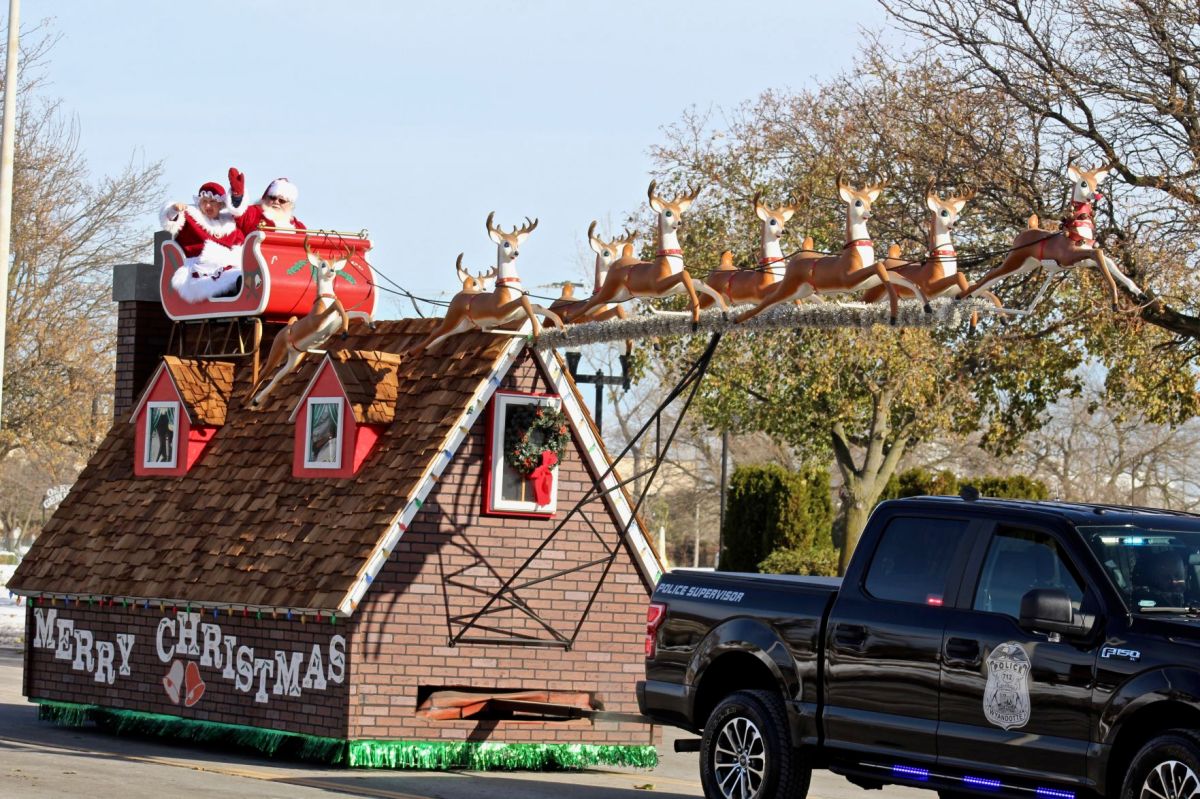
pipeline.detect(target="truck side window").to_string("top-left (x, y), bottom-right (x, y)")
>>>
top-left (973, 527), bottom-right (1085, 619)
top-left (863, 517), bottom-right (969, 605)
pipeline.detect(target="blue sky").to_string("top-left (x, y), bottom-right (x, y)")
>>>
top-left (41, 0), bottom-right (887, 311)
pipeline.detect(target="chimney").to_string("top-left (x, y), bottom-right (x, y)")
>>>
top-left (112, 231), bottom-right (172, 420)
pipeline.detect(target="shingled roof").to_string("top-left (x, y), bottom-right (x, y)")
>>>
top-left (11, 319), bottom-right (522, 612)
top-left (293, 350), bottom-right (403, 425)
top-left (131, 356), bottom-right (235, 426)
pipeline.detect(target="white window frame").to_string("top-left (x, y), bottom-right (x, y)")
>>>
top-left (144, 401), bottom-right (180, 469)
top-left (304, 397), bottom-right (344, 470)
top-left (489, 393), bottom-right (561, 514)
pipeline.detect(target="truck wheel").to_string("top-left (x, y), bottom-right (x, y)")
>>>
top-left (699, 689), bottom-right (811, 799)
top-left (1121, 731), bottom-right (1200, 799)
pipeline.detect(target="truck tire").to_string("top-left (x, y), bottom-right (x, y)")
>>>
top-left (699, 689), bottom-right (811, 799)
top-left (1120, 730), bottom-right (1200, 799)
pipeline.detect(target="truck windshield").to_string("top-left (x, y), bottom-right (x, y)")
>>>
top-left (1082, 525), bottom-right (1200, 612)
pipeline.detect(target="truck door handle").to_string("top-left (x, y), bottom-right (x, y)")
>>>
top-left (834, 624), bottom-right (868, 650)
top-left (945, 637), bottom-right (981, 667)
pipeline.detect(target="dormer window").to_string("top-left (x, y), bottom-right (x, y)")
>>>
top-left (144, 402), bottom-right (179, 469)
top-left (130, 358), bottom-right (232, 477)
top-left (484, 391), bottom-right (564, 517)
top-left (304, 398), bottom-right (344, 469)
top-left (291, 350), bottom-right (400, 478)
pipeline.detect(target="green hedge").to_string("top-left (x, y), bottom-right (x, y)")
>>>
top-left (880, 468), bottom-right (1048, 502)
top-left (720, 464), bottom-right (832, 573)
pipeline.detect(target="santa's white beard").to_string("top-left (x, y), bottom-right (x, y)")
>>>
top-left (262, 204), bottom-right (293, 228)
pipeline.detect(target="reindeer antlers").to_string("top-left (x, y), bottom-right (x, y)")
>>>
top-left (649, 179), bottom-right (702, 206)
top-left (486, 211), bottom-right (538, 237)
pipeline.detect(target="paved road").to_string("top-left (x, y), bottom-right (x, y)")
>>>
top-left (0, 649), bottom-right (924, 799)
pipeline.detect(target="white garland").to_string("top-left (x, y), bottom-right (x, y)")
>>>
top-left (530, 298), bottom-right (994, 350)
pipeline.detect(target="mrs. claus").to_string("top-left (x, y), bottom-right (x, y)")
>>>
top-left (159, 181), bottom-right (245, 303)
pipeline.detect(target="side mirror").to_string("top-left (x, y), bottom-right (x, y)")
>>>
top-left (1019, 588), bottom-right (1089, 638)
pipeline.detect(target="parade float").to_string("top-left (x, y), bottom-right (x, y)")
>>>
top-left (7, 162), bottom-right (1141, 768)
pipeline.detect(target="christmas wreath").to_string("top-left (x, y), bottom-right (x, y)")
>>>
top-left (504, 403), bottom-right (570, 477)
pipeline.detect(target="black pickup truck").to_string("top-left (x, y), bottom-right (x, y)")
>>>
top-left (638, 496), bottom-right (1200, 799)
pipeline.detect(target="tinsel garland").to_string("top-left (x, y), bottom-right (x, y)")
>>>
top-left (35, 699), bottom-right (658, 770)
top-left (532, 297), bottom-right (995, 350)
top-left (347, 739), bottom-right (658, 770)
top-left (36, 699), bottom-right (346, 764)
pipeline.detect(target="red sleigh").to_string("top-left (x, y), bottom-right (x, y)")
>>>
top-left (158, 230), bottom-right (379, 323)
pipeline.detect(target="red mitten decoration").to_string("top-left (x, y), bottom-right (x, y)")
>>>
top-left (228, 167), bottom-right (245, 197)
top-left (529, 450), bottom-right (559, 506)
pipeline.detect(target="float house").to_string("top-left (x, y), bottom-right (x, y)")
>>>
top-left (9, 246), bottom-right (662, 768)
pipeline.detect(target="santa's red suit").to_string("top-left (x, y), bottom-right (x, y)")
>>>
top-left (160, 182), bottom-right (245, 303)
top-left (232, 176), bottom-right (306, 235)
top-left (235, 202), bottom-right (307, 234)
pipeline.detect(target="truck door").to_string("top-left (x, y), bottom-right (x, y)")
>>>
top-left (937, 522), bottom-right (1098, 785)
top-left (825, 513), bottom-right (978, 765)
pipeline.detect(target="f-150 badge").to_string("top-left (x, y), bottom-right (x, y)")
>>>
top-left (983, 642), bottom-right (1031, 730)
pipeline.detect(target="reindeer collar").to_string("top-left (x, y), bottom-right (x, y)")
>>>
top-left (758, 256), bottom-right (784, 266)
top-left (931, 247), bottom-right (956, 258)
top-left (657, 249), bottom-right (683, 257)
top-left (495, 276), bottom-right (521, 286)
top-left (843, 239), bottom-right (873, 249)
top-left (1062, 201), bottom-right (1096, 245)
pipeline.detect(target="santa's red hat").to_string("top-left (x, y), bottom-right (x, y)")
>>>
top-left (196, 182), bottom-right (226, 202)
top-left (262, 177), bottom-right (298, 203)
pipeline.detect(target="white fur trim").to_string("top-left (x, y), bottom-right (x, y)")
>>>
top-left (170, 258), bottom-right (244, 303)
top-left (160, 202), bottom-right (185, 236)
top-left (265, 178), bottom-right (298, 202)
top-left (184, 206), bottom-right (238, 238)
top-left (199, 240), bottom-right (242, 266)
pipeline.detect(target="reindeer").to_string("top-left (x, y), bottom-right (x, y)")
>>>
top-left (959, 162), bottom-right (1136, 313)
top-left (569, 182), bottom-right (728, 324)
top-left (250, 238), bottom-right (373, 407)
top-left (702, 194), bottom-right (801, 308)
top-left (864, 184), bottom-right (1003, 310)
top-left (453, 253), bottom-right (496, 294)
top-left (551, 221), bottom-right (636, 325)
top-left (408, 214), bottom-right (564, 357)
top-left (735, 176), bottom-right (907, 325)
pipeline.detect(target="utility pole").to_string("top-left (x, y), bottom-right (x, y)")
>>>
top-left (564, 351), bottom-right (630, 435)
top-left (0, 0), bottom-right (18, 428)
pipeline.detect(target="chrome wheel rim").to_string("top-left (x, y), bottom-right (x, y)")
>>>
top-left (1142, 760), bottom-right (1200, 799)
top-left (713, 715), bottom-right (767, 799)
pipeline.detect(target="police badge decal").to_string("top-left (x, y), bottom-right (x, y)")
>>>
top-left (983, 642), bottom-right (1032, 730)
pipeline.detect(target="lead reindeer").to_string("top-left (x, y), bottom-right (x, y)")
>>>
top-left (959, 162), bottom-right (1137, 312)
top-left (735, 176), bottom-right (909, 325)
top-left (864, 184), bottom-right (1004, 310)
top-left (408, 214), bottom-right (563, 357)
top-left (549, 221), bottom-right (636, 324)
top-left (702, 194), bottom-right (801, 307)
top-left (250, 238), bottom-right (374, 407)
top-left (568, 182), bottom-right (728, 324)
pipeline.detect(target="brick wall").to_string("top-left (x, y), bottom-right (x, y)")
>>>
top-left (24, 604), bottom-right (350, 739)
top-left (347, 351), bottom-right (657, 746)
top-left (114, 300), bottom-right (173, 421)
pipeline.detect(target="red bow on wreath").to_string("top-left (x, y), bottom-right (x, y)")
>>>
top-left (529, 450), bottom-right (559, 505)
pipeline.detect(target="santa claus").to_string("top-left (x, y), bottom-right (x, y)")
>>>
top-left (159, 182), bottom-right (245, 303)
top-left (228, 168), bottom-right (307, 234)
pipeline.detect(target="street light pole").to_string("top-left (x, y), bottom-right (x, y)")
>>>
top-left (0, 0), bottom-right (19, 429)
top-left (564, 351), bottom-right (630, 435)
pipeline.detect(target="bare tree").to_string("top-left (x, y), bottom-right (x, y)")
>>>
top-left (0, 24), bottom-right (164, 542)
top-left (881, 0), bottom-right (1200, 340)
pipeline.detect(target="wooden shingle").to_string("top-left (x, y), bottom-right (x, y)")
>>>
top-left (11, 320), bottom-right (513, 612)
